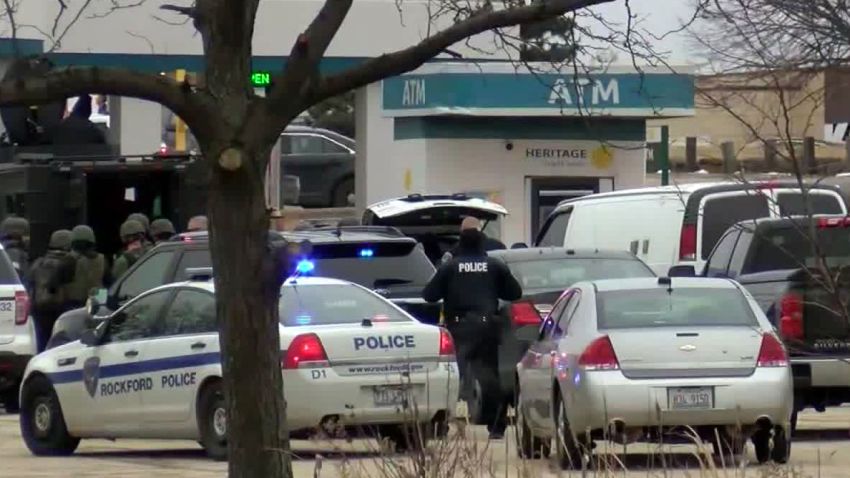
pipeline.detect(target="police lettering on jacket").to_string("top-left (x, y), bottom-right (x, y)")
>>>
top-left (458, 261), bottom-right (488, 273)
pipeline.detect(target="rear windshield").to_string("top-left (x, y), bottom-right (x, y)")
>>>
top-left (310, 242), bottom-right (435, 289)
top-left (0, 249), bottom-right (20, 285)
top-left (509, 258), bottom-right (652, 291)
top-left (279, 284), bottom-right (410, 326)
top-left (745, 225), bottom-right (850, 273)
top-left (701, 195), bottom-right (770, 259)
top-left (776, 192), bottom-right (844, 216)
top-left (597, 288), bottom-right (757, 329)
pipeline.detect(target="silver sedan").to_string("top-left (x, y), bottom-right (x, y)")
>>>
top-left (515, 277), bottom-right (793, 469)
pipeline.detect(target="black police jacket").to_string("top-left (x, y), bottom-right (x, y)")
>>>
top-left (422, 252), bottom-right (522, 319)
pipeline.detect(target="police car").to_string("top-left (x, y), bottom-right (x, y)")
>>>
top-left (18, 276), bottom-right (459, 459)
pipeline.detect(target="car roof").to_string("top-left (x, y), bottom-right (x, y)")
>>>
top-left (365, 194), bottom-right (508, 218)
top-left (168, 227), bottom-right (415, 246)
top-left (731, 214), bottom-right (849, 231)
top-left (157, 276), bottom-right (353, 294)
top-left (489, 247), bottom-right (640, 261)
top-left (552, 181), bottom-right (843, 215)
top-left (591, 277), bottom-right (739, 292)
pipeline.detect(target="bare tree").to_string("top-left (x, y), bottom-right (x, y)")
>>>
top-left (0, 1), bottom-right (649, 477)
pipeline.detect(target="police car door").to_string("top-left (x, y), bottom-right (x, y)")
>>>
top-left (61, 290), bottom-right (171, 437)
top-left (138, 288), bottom-right (218, 433)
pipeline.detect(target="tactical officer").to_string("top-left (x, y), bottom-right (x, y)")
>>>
top-left (28, 230), bottom-right (75, 351)
top-left (111, 220), bottom-right (150, 280)
top-left (126, 212), bottom-right (152, 241)
top-left (0, 216), bottom-right (30, 279)
top-left (186, 215), bottom-right (208, 232)
top-left (67, 225), bottom-right (108, 308)
top-left (423, 227), bottom-right (522, 439)
top-left (150, 218), bottom-right (176, 244)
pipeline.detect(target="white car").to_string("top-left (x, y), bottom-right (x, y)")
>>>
top-left (18, 276), bottom-right (458, 459)
top-left (516, 277), bottom-right (793, 469)
top-left (0, 244), bottom-right (35, 413)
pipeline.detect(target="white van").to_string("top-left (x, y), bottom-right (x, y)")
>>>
top-left (534, 182), bottom-right (848, 275)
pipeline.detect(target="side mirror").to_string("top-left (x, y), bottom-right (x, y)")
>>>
top-left (80, 320), bottom-right (108, 346)
top-left (668, 265), bottom-right (696, 277)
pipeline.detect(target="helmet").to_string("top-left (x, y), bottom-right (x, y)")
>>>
top-left (150, 218), bottom-right (176, 238)
top-left (0, 216), bottom-right (29, 239)
top-left (71, 225), bottom-right (96, 244)
top-left (48, 229), bottom-right (72, 250)
top-left (120, 220), bottom-right (145, 239)
top-left (187, 215), bottom-right (208, 232)
top-left (126, 213), bottom-right (150, 233)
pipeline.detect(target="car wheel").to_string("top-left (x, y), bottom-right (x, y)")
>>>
top-left (516, 399), bottom-right (550, 459)
top-left (19, 376), bottom-right (79, 456)
top-left (771, 426), bottom-right (790, 464)
top-left (751, 429), bottom-right (771, 464)
top-left (332, 177), bottom-right (354, 207)
top-left (198, 381), bottom-right (227, 461)
top-left (555, 397), bottom-right (583, 470)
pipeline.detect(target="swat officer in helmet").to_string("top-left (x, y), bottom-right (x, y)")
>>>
top-left (126, 212), bottom-right (151, 241)
top-left (0, 216), bottom-right (30, 279)
top-left (422, 226), bottom-right (522, 439)
top-left (111, 220), bottom-right (149, 280)
top-left (28, 230), bottom-right (75, 351)
top-left (67, 225), bottom-right (108, 308)
top-left (150, 218), bottom-right (176, 245)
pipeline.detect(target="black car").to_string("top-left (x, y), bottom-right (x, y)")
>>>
top-left (463, 248), bottom-right (655, 423)
top-left (48, 226), bottom-right (438, 348)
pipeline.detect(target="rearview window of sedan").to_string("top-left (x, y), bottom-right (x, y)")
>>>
top-left (509, 258), bottom-right (653, 292)
top-left (596, 288), bottom-right (757, 329)
top-left (279, 284), bottom-right (411, 326)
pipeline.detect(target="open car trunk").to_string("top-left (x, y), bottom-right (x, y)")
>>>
top-left (363, 196), bottom-right (508, 264)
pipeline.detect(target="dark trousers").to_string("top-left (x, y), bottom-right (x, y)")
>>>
top-left (33, 309), bottom-right (59, 353)
top-left (448, 314), bottom-right (508, 435)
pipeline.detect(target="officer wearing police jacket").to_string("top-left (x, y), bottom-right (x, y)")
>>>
top-left (422, 227), bottom-right (521, 439)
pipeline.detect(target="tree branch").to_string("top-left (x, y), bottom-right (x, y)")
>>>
top-left (0, 63), bottom-right (213, 137)
top-left (314, 0), bottom-right (614, 101)
top-left (265, 0), bottom-right (353, 109)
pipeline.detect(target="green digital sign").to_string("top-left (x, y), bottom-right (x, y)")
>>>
top-left (251, 71), bottom-right (271, 87)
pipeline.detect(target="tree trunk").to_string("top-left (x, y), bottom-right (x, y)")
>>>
top-left (206, 144), bottom-right (292, 478)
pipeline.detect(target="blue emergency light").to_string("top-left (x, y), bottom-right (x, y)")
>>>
top-left (295, 259), bottom-right (315, 274)
top-left (358, 248), bottom-right (375, 258)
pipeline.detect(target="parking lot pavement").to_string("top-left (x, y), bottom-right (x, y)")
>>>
top-left (5, 409), bottom-right (850, 477)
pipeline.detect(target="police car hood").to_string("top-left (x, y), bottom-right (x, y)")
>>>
top-left (281, 322), bottom-right (443, 363)
top-left (365, 196), bottom-right (507, 234)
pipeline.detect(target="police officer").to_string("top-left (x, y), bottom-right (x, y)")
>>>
top-left (67, 225), bottom-right (108, 308)
top-left (28, 230), bottom-right (75, 351)
top-left (126, 212), bottom-right (151, 239)
top-left (423, 227), bottom-right (522, 439)
top-left (150, 218), bottom-right (176, 244)
top-left (111, 220), bottom-right (149, 280)
top-left (441, 217), bottom-right (506, 264)
top-left (186, 215), bottom-right (208, 232)
top-left (0, 216), bottom-right (30, 279)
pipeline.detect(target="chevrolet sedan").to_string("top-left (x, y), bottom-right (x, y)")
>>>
top-left (515, 277), bottom-right (793, 468)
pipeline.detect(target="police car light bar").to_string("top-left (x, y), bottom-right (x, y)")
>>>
top-left (358, 248), bottom-right (374, 258)
top-left (295, 259), bottom-right (316, 274)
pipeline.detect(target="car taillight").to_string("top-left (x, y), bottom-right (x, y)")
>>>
top-left (14, 291), bottom-right (29, 325)
top-left (679, 224), bottom-right (697, 261)
top-left (282, 333), bottom-right (329, 369)
top-left (817, 216), bottom-right (850, 228)
top-left (578, 336), bottom-right (619, 371)
top-left (511, 301), bottom-right (542, 326)
top-left (439, 328), bottom-right (455, 357)
top-left (757, 333), bottom-right (789, 367)
top-left (778, 292), bottom-right (804, 341)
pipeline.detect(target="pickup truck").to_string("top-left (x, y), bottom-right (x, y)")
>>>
top-left (700, 215), bottom-right (850, 431)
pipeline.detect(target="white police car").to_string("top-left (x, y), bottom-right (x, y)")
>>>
top-left (18, 276), bottom-right (458, 459)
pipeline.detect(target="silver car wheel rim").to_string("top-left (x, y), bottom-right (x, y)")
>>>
top-left (213, 407), bottom-right (227, 437)
top-left (34, 402), bottom-right (52, 434)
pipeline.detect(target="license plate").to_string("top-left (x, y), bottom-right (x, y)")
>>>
top-left (373, 385), bottom-right (409, 407)
top-left (668, 387), bottom-right (713, 410)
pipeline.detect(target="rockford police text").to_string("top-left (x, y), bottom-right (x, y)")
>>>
top-left (354, 335), bottom-right (415, 351)
top-left (100, 378), bottom-right (154, 396)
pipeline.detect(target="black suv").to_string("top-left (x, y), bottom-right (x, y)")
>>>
top-left (48, 227), bottom-right (438, 348)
